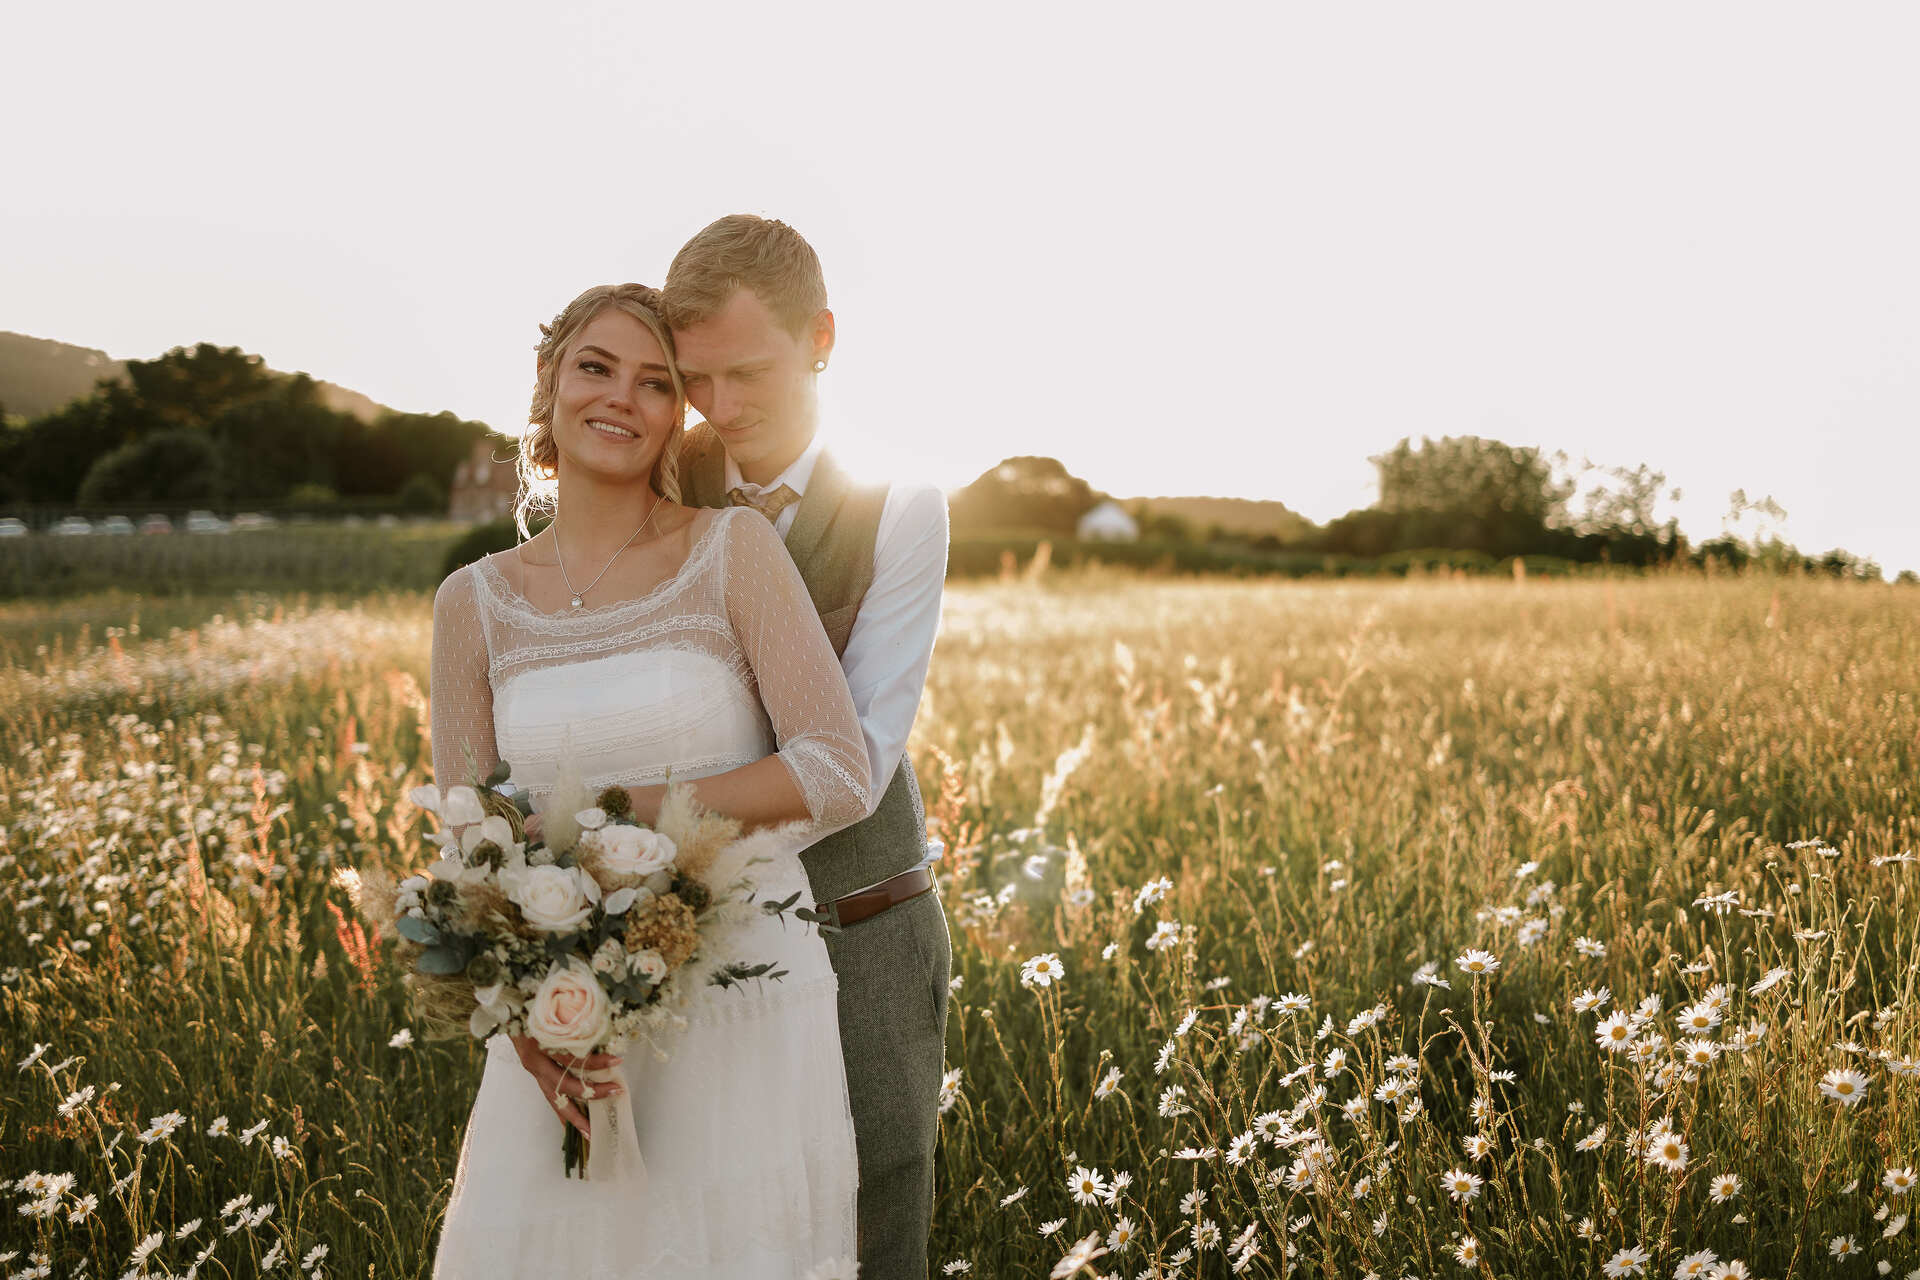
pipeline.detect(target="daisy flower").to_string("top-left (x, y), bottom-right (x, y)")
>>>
top-left (1454, 1235), bottom-right (1481, 1269)
top-left (1572, 987), bottom-right (1611, 1013)
top-left (1455, 949), bottom-right (1499, 977)
top-left (1819, 1067), bottom-right (1870, 1107)
top-left (1020, 954), bottom-right (1065, 989)
top-left (1439, 1169), bottom-right (1483, 1202)
top-left (1673, 1250), bottom-right (1719, 1278)
top-left (1828, 1235), bottom-right (1858, 1259)
top-left (1645, 1130), bottom-right (1689, 1173)
top-left (1748, 966), bottom-right (1791, 996)
top-left (1596, 1012), bottom-right (1635, 1052)
top-left (138, 1110), bottom-right (186, 1144)
top-left (1884, 1166), bottom-right (1916, 1196)
top-left (1050, 1233), bottom-right (1108, 1278)
top-left (1675, 1002), bottom-right (1722, 1033)
top-left (1604, 1244), bottom-right (1651, 1277)
top-left (1066, 1166), bottom-right (1108, 1205)
top-left (1679, 1038), bottom-right (1722, 1067)
top-left (1708, 1172), bottom-right (1741, 1203)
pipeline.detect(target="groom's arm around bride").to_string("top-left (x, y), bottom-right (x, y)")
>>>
top-left (663, 214), bottom-right (952, 1280)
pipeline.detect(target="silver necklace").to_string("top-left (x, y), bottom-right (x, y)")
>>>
top-left (554, 498), bottom-right (660, 609)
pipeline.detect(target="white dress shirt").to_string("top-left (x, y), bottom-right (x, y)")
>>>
top-left (724, 436), bottom-right (950, 837)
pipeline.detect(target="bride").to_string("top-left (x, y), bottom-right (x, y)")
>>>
top-left (427, 283), bottom-right (867, 1277)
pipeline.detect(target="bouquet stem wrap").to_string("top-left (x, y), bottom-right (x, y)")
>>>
top-left (563, 1041), bottom-right (647, 1184)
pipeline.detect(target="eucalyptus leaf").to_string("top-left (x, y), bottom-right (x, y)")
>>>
top-left (395, 916), bottom-right (442, 946)
top-left (416, 946), bottom-right (467, 976)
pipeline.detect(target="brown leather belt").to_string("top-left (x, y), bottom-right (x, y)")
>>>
top-left (819, 865), bottom-right (935, 929)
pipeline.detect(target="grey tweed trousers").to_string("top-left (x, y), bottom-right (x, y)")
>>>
top-left (821, 887), bottom-right (951, 1280)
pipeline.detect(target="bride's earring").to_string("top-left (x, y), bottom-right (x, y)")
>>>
top-left (812, 359), bottom-right (827, 373)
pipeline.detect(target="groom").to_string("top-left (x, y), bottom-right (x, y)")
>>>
top-left (662, 215), bottom-right (952, 1280)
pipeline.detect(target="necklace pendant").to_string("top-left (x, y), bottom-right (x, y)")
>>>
top-left (569, 594), bottom-right (584, 609)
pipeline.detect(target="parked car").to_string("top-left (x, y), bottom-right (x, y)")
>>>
top-left (0, 518), bottom-right (27, 538)
top-left (230, 512), bottom-right (277, 531)
top-left (52, 516), bottom-right (94, 536)
top-left (139, 514), bottom-right (174, 535)
top-left (183, 510), bottom-right (230, 534)
top-left (97, 515), bottom-right (136, 536)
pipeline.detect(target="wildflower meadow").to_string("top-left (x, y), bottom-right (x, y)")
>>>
top-left (3, 572), bottom-right (1917, 1279)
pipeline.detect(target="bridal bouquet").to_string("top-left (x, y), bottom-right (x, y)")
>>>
top-left (354, 757), bottom-right (820, 1180)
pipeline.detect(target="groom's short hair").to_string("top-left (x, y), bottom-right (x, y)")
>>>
top-left (662, 214), bottom-right (828, 338)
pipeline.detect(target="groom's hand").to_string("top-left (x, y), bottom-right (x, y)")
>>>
top-left (509, 1035), bottom-right (624, 1138)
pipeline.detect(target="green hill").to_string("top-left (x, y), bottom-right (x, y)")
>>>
top-left (0, 332), bottom-right (126, 418)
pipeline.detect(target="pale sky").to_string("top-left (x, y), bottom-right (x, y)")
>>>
top-left (4, 2), bottom-right (1916, 573)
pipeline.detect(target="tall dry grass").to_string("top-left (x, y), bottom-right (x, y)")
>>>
top-left (2, 573), bottom-right (1916, 1277)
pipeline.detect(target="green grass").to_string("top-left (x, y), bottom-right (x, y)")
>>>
top-left (3, 573), bottom-right (1917, 1277)
top-left (0, 524), bottom-right (470, 598)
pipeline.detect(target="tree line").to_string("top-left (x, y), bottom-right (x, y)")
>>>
top-left (0, 343), bottom-right (491, 511)
top-left (948, 437), bottom-right (1894, 580)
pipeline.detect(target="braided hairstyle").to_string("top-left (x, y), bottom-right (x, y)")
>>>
top-left (516, 283), bottom-right (687, 537)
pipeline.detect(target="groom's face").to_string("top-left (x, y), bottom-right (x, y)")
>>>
top-left (671, 287), bottom-right (832, 485)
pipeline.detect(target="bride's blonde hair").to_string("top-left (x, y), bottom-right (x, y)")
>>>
top-left (516, 283), bottom-right (687, 537)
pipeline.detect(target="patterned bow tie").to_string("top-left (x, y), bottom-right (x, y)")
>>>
top-left (727, 483), bottom-right (801, 523)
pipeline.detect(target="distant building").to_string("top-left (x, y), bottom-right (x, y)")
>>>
top-left (448, 436), bottom-right (520, 523)
top-left (1077, 499), bottom-right (1139, 542)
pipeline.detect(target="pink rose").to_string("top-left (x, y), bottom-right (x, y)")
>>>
top-left (525, 959), bottom-right (612, 1057)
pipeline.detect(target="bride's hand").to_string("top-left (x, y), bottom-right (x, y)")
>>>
top-left (509, 1035), bottom-right (624, 1138)
top-left (522, 812), bottom-right (544, 842)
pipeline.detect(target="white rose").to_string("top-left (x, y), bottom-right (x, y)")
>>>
top-left (525, 960), bottom-right (611, 1057)
top-left (503, 865), bottom-right (594, 934)
top-left (590, 938), bottom-right (626, 975)
top-left (597, 826), bottom-right (678, 883)
top-left (631, 949), bottom-right (668, 984)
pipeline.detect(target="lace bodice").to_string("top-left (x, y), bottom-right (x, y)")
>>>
top-left (428, 506), bottom-right (870, 830)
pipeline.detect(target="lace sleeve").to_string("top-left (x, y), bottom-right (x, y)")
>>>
top-left (720, 509), bottom-right (873, 829)
top-left (429, 565), bottom-right (501, 790)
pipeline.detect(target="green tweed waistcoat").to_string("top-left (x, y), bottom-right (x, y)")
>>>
top-left (679, 425), bottom-right (929, 904)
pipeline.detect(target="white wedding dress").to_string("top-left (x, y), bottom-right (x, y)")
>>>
top-left (426, 506), bottom-right (867, 1279)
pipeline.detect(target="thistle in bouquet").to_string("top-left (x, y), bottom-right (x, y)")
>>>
top-left (357, 756), bottom-right (825, 1179)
